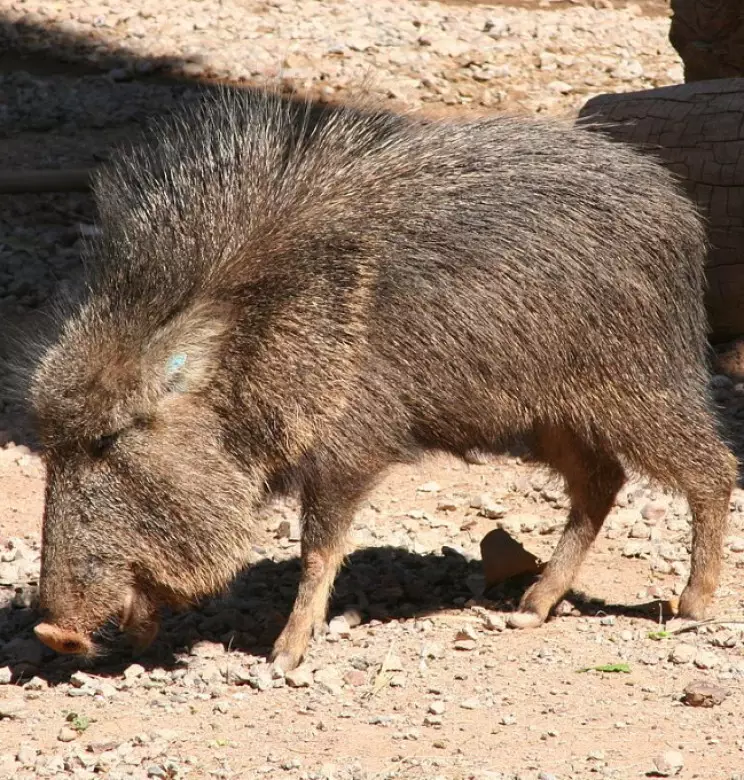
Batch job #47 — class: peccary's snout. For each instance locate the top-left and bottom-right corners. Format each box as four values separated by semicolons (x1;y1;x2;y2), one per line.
34;477;141;655
34;623;93;656
34;582;162;656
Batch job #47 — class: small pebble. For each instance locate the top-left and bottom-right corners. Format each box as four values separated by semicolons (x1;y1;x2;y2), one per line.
23;676;47;691
342;607;363;628
642;501;667;523
343;670;366;687
469;493;491;509
454;624;478;650
629;522;651;539
682;679;729;708
249;665;274;691
669;644;696;665
313;668;343;696
479;503;508;520
694;650;720;670
727;537;744;553
328;615;352;638
483;612;506;631
70;671;96;689
0;702;26;720
96;682;118;698
58;726;78;743
123;664;145;681
653;749;684;777
17;745;37;765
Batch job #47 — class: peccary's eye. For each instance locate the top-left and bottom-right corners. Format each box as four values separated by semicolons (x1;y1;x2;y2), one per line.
132;416;151;430
89;433;117;458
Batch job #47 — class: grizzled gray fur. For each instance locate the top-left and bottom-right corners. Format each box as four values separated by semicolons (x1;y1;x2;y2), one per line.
22;88;735;669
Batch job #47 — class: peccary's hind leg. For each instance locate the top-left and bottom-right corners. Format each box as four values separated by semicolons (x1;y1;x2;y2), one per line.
678;477;733;620
638;405;737;621
271;476;367;672
509;425;625;629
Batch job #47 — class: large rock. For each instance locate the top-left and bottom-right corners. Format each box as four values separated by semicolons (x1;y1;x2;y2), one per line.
579;79;744;341
670;0;744;82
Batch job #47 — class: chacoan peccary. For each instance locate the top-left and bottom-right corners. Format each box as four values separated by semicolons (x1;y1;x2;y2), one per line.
23;89;736;671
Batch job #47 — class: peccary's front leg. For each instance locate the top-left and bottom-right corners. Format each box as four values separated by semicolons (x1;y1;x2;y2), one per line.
270;480;362;672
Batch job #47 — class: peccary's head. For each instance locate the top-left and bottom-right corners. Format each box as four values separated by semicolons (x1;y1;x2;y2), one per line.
30;296;263;656
26;90;390;655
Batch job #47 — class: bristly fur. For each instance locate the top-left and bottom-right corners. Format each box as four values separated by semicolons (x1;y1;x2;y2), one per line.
26;86;736;664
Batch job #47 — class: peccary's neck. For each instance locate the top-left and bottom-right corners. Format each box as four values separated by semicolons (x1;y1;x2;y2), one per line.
130;458;268;605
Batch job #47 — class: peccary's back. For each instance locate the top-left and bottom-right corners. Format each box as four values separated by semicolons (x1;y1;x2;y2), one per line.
366;118;709;411
91;91;709;437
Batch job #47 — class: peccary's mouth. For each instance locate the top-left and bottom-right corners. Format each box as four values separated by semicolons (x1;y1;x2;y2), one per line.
118;585;161;650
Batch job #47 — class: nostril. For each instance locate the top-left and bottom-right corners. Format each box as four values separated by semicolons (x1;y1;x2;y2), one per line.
62;639;82;653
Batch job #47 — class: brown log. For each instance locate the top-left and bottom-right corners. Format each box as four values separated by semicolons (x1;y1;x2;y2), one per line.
579;79;744;342
670;0;744;81
0;168;93;194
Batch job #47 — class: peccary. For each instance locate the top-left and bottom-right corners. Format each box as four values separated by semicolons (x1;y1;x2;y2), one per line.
25;88;736;671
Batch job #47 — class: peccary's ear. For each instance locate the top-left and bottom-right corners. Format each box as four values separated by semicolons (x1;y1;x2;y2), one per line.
146;303;230;396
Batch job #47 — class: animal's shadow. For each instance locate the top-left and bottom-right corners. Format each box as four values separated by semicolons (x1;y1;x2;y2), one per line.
0;544;677;685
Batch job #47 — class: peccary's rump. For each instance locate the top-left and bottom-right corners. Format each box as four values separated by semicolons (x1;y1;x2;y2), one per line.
28;89;735;666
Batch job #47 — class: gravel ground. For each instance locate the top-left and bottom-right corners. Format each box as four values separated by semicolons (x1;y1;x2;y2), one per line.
2;1;744;778
2;0;680;118
1;453;744;779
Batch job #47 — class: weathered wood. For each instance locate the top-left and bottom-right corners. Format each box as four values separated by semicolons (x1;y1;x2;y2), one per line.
670;0;744;82
579;79;744;342
0;168;93;194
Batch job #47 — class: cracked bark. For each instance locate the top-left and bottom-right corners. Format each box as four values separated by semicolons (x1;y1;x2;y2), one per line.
580;80;744;342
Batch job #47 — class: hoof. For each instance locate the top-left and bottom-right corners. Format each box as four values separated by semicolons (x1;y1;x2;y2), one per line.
34;623;93;655
270;650;302;674
507;610;543;629
677;589;709;622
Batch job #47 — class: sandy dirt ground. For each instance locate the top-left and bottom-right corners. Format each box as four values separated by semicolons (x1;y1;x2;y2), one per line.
2;1;744;779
